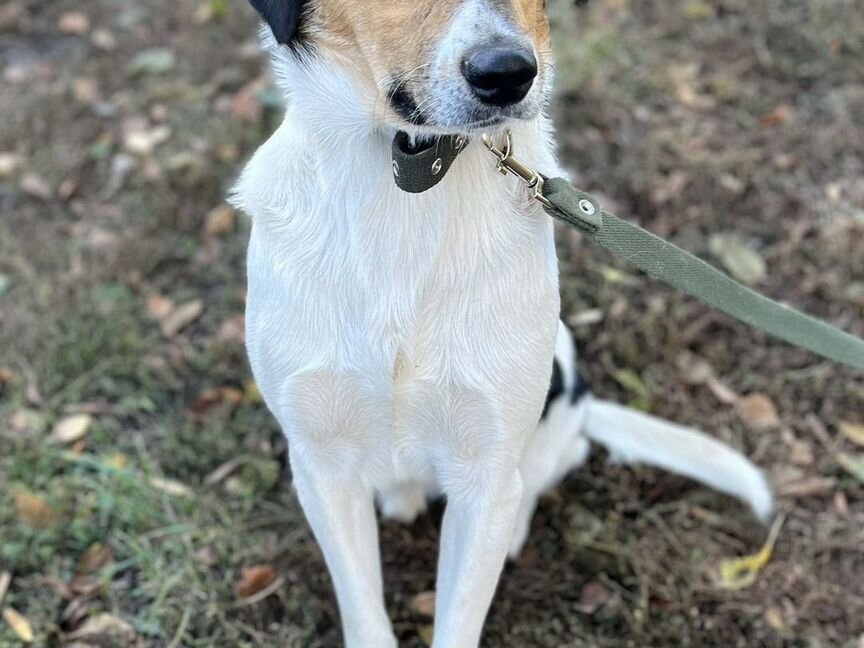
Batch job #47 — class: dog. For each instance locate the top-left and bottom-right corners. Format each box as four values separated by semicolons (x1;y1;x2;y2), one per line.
231;1;772;646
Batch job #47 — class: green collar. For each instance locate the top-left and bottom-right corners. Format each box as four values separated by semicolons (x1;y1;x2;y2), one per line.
391;132;467;193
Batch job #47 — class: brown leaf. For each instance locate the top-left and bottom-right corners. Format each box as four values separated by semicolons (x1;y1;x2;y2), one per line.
839;421;864;447
575;580;611;614
409;591;436;618
160;299;204;337
2;607;34;643
145;294;174;321
738;394;780;431
189;386;245;417
204;205;236;238
235;564;278;599
50;413;92;444
15;491;54;529
217;314;245;345
58;12;90;35
71;78;100;104
75;543;114;577
787;440;814;467
760;104;793;127
776;476;836;498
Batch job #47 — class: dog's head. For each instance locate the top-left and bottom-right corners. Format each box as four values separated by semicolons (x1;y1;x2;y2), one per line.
249;0;555;134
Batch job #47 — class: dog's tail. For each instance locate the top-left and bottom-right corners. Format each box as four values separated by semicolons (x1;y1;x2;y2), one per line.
580;395;773;520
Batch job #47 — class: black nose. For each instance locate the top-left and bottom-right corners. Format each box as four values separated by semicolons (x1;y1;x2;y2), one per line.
462;46;538;107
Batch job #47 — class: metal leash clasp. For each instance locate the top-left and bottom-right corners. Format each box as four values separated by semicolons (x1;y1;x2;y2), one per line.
481;130;552;208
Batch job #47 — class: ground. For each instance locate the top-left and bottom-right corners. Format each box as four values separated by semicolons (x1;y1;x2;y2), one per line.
1;0;863;646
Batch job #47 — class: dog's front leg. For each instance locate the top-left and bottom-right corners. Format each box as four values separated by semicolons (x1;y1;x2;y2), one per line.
292;462;396;648
431;470;523;648
275;370;397;648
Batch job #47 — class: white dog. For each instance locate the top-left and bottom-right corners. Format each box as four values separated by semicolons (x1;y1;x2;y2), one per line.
231;1;772;646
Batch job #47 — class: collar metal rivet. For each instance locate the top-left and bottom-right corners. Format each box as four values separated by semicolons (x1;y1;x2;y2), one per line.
392;161;400;178
578;199;597;216
454;137;464;149
431;158;443;175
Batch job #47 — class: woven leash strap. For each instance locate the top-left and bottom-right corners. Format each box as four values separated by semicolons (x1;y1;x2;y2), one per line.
542;177;864;371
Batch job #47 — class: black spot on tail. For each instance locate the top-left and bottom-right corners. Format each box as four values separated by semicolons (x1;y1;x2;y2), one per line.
540;360;564;420
570;368;590;404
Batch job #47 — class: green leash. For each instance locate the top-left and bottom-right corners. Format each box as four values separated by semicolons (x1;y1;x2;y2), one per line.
541;176;864;370
391;130;864;371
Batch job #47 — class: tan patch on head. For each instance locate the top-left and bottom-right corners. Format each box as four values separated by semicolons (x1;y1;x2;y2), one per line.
314;0;463;88
312;0;551;87
513;0;551;46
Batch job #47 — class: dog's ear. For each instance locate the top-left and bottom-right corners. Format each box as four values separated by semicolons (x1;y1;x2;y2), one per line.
249;0;305;46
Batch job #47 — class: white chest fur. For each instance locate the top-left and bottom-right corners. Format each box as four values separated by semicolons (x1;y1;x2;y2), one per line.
232;55;563;494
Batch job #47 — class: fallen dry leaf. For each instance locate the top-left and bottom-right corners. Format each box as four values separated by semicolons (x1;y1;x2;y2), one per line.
718;514;784;590
75;543;114;577
50;413;92;444
189;386;245;417
834;491;849;518
409;591;436;618
760;104;794;127
707;376;740;404
146;293;174;321
738;393;780;431
67;613;136;644
71;77;100;104
709;234;767;285
90;29;117;51
204;204;236;238
839;421;864;447
20;172;53;201
58;12;90;35
235;564;278;599
0;153;21;178
788;440;814;467
15;491;54;529
160;299;204;337
124;124;172;156
764;606;787;632
217;314;245;345
2;607;34;643
0;572;10;607
149;476;193;498
776;476;836;498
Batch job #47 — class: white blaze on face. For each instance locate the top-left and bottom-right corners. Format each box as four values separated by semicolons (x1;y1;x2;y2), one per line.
420;0;550;131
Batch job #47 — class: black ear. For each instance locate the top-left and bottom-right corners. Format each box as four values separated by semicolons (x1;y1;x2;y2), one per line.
249;0;305;46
